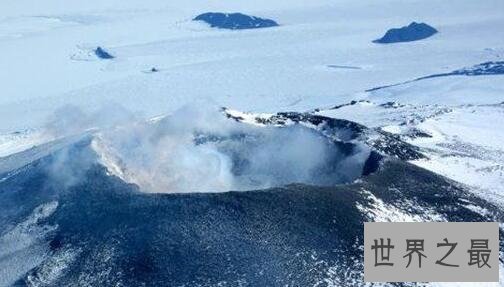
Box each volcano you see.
[0,111,501,286]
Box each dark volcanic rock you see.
[94,46,114,59]
[193,12,279,30]
[373,22,438,44]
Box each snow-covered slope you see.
[317,101,504,208]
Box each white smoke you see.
[43,103,138,137]
[90,104,370,193]
[44,103,370,193]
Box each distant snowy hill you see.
[373,22,438,43]
[193,12,279,29]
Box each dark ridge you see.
[378,101,406,109]
[193,12,278,30]
[366,61,504,92]
[94,46,114,59]
[223,109,425,161]
[400,128,433,139]
[253,112,425,161]
[373,22,437,44]
[362,151,383,176]
[418,61,504,79]
[330,100,370,110]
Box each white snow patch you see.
[357,189,444,222]
[0,130,54,158]
[381,125,401,134]
[0,201,59,286]
[91,134,130,182]
[410,105,504,207]
[26,247,82,287]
